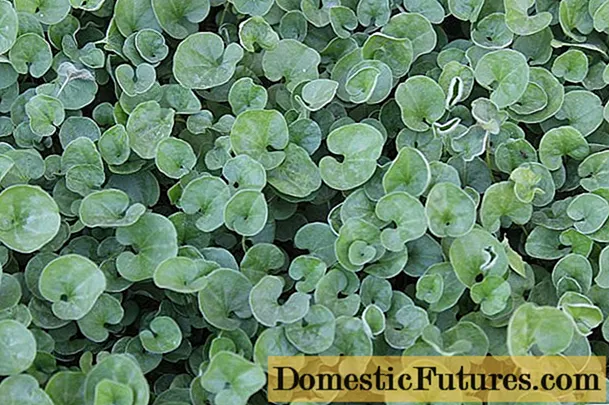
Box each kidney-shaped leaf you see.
[174,33,244,90]
[578,150,609,191]
[224,190,268,236]
[152,0,210,39]
[84,354,149,405]
[449,228,509,286]
[474,49,529,108]
[155,137,196,179]
[39,254,106,320]
[504,0,552,36]
[197,268,253,330]
[335,218,383,272]
[0,320,36,376]
[288,255,327,293]
[262,39,320,91]
[383,146,430,196]
[9,34,52,78]
[285,304,336,353]
[384,304,429,349]
[113,0,161,37]
[375,191,427,251]
[77,293,124,343]
[154,256,219,293]
[179,175,231,232]
[201,351,266,405]
[268,143,321,198]
[250,275,310,327]
[126,101,175,160]
[0,1,17,55]
[79,189,146,228]
[567,193,609,234]
[395,75,446,132]
[230,109,289,170]
[25,94,65,137]
[470,275,511,316]
[508,303,574,356]
[139,316,182,354]
[115,213,178,282]
[320,123,383,190]
[0,374,53,405]
[425,182,476,238]
[0,185,60,253]
[480,181,533,233]
[539,126,589,171]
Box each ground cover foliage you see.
[1,0,609,403]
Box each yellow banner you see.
[267,356,606,403]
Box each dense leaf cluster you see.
[1,0,609,403]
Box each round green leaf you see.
[449,228,509,287]
[114,0,161,37]
[362,33,413,78]
[504,0,552,35]
[0,1,18,55]
[153,256,218,293]
[381,12,437,59]
[79,189,146,228]
[0,320,36,375]
[25,94,64,137]
[238,16,279,52]
[288,255,327,293]
[395,75,446,132]
[126,100,175,159]
[267,143,321,197]
[262,39,320,91]
[552,253,592,294]
[510,162,555,207]
[84,354,149,405]
[285,304,335,353]
[567,193,609,234]
[383,146,430,196]
[39,254,106,320]
[300,79,338,111]
[508,303,574,355]
[480,181,533,233]
[474,49,529,108]
[115,64,156,97]
[551,49,588,83]
[425,182,476,238]
[0,185,60,253]
[197,268,252,330]
[224,190,268,236]
[115,212,178,281]
[470,275,511,316]
[320,123,383,190]
[179,175,231,232]
[228,77,268,115]
[375,191,427,251]
[14,0,71,25]
[152,0,209,39]
[173,33,244,90]
[335,218,383,272]
[155,137,196,179]
[0,374,53,405]
[230,109,289,170]
[539,126,589,171]
[139,316,182,354]
[201,351,266,405]
[76,294,124,343]
[250,275,310,327]
[45,371,86,405]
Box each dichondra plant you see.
[1,0,609,404]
